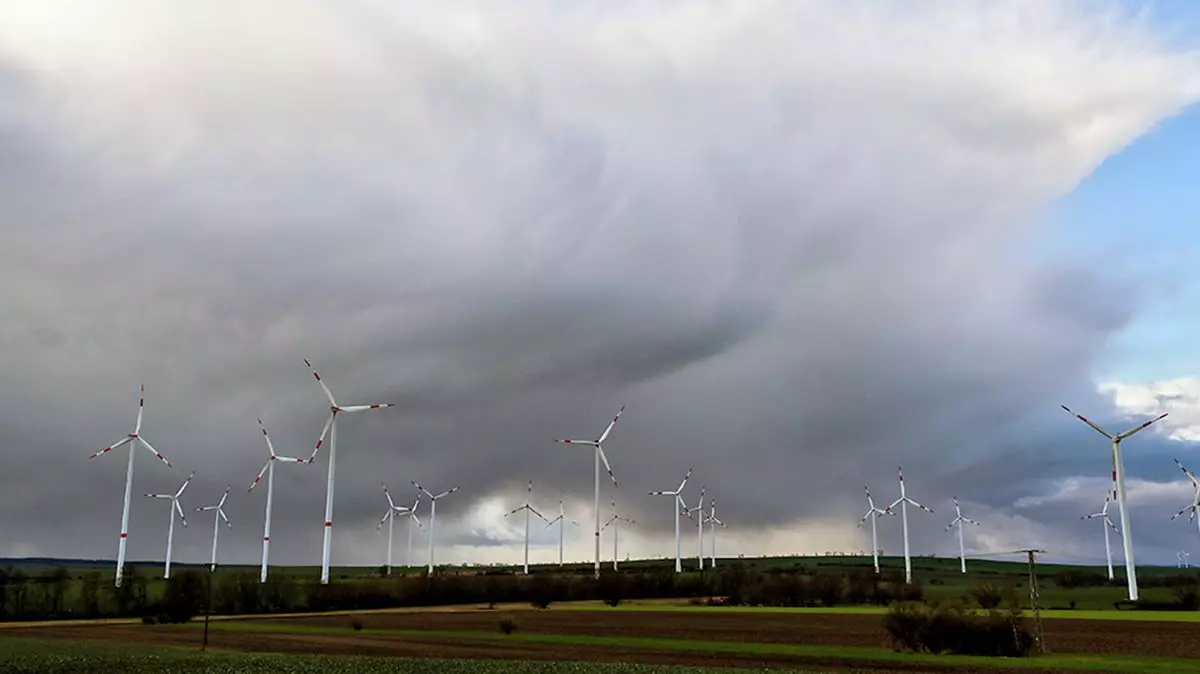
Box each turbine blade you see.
[598,446,618,487]
[597,405,625,444]
[864,487,875,509]
[436,486,460,499]
[676,466,693,494]
[308,411,335,464]
[377,510,391,529]
[257,418,277,457]
[1116,412,1168,440]
[175,470,196,498]
[409,513,422,528]
[303,358,337,406]
[906,497,934,514]
[382,483,396,509]
[249,461,271,492]
[1173,458,1200,488]
[137,437,173,468]
[274,455,307,463]
[1061,405,1114,439]
[529,507,548,521]
[505,506,524,517]
[553,439,595,446]
[175,499,188,527]
[411,481,434,500]
[89,435,133,460]
[219,509,231,527]
[217,486,230,508]
[145,493,172,499]
[134,384,146,434]
[340,403,394,412]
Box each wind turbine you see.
[649,467,692,573]
[88,384,174,587]
[1082,490,1121,580]
[1179,551,1191,569]
[196,486,232,572]
[544,498,579,566]
[377,483,415,575]
[857,487,891,574]
[601,497,635,571]
[705,498,726,568]
[1062,405,1167,601]
[412,481,459,573]
[944,497,979,574]
[144,470,194,579]
[683,485,707,570]
[303,358,395,585]
[553,406,624,579]
[1169,458,1200,542]
[249,418,306,583]
[504,481,548,574]
[885,466,934,584]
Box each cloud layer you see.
[1,1,1198,569]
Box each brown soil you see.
[5,608,1197,671]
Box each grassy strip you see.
[177,620,1199,673]
[561,602,1200,622]
[0,636,759,674]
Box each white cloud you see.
[1014,475,1191,510]
[1101,377,1200,442]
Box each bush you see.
[530,598,551,609]
[498,618,518,634]
[350,618,364,631]
[140,615,155,625]
[1171,584,1200,610]
[969,582,1002,609]
[883,601,1034,657]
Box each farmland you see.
[4,600,1200,672]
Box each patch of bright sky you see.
[1035,98,1200,385]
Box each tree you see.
[80,572,102,616]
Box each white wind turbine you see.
[196,486,232,572]
[412,481,459,573]
[504,481,548,574]
[400,496,422,568]
[377,483,416,575]
[649,467,692,573]
[144,470,195,580]
[683,485,707,570]
[88,384,174,587]
[553,406,624,579]
[249,418,306,584]
[944,497,980,574]
[601,497,635,571]
[705,498,726,568]
[303,358,395,585]
[885,466,934,584]
[1081,490,1121,580]
[857,487,892,574]
[1169,457,1200,542]
[1179,551,1191,569]
[544,498,580,566]
[1062,405,1167,601]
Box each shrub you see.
[140,615,155,625]
[969,582,1003,609]
[604,596,623,607]
[350,618,364,631]
[883,601,1034,657]
[1171,584,1200,610]
[530,598,551,609]
[1068,599,1076,610]
[498,618,518,634]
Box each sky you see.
[2,1,1200,573]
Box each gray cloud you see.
[1,1,1199,570]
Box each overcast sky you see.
[2,1,1200,572]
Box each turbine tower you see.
[649,467,692,573]
[553,406,624,579]
[144,470,194,579]
[1062,405,1167,601]
[377,483,415,575]
[601,497,635,571]
[944,497,980,574]
[304,358,395,585]
[249,418,306,583]
[88,384,174,587]
[857,487,891,574]
[412,481,459,573]
[683,485,707,570]
[885,466,934,584]
[196,486,232,572]
[504,481,548,574]
[705,498,726,568]
[1169,458,1200,542]
[400,496,422,568]
[544,498,580,566]
[1082,490,1121,580]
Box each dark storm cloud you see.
[1,1,1198,568]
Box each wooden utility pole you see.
[1017,548,1047,654]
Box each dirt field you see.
[3,607,1198,671]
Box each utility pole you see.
[1017,548,1047,654]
